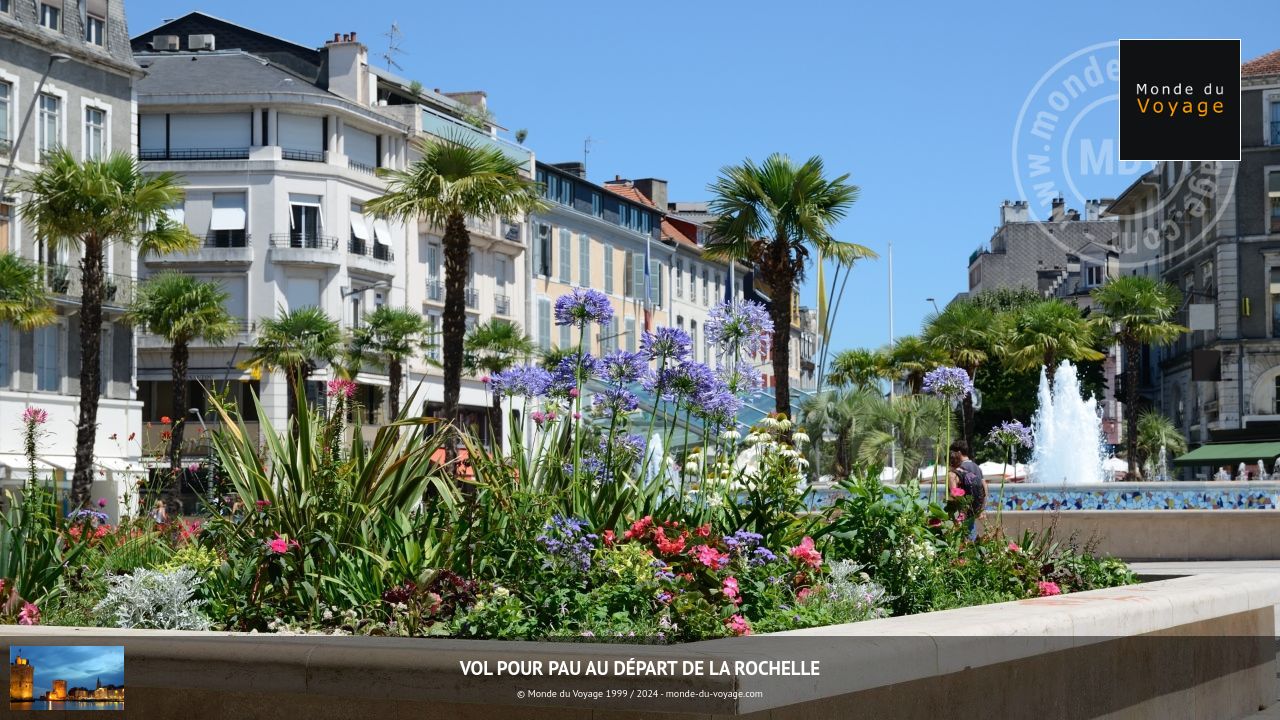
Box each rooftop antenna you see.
[381,22,405,72]
[583,135,599,167]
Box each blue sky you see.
[126,1,1277,353]
[9,646,125,693]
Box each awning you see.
[164,207,185,225]
[210,195,247,231]
[373,219,393,245]
[40,456,77,472]
[0,454,54,472]
[1174,441,1280,466]
[349,211,370,241]
[95,457,144,474]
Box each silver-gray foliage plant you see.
[93,566,211,631]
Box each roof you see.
[1243,49,1280,78]
[135,50,333,98]
[602,181,657,208]
[1174,441,1280,466]
[661,219,697,248]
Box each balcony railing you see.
[426,279,443,302]
[269,233,338,250]
[204,231,249,248]
[494,293,510,316]
[465,287,479,309]
[282,148,324,162]
[139,147,251,161]
[1272,121,1280,146]
[43,264,133,307]
[348,237,394,261]
[348,158,375,175]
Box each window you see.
[38,94,60,155]
[701,268,708,305]
[715,272,721,303]
[38,1,60,30]
[0,202,9,254]
[675,259,683,298]
[537,297,551,351]
[211,193,247,247]
[533,224,552,277]
[1269,171,1280,234]
[84,106,106,159]
[591,191,602,218]
[1201,260,1214,291]
[1084,264,1104,287]
[425,313,440,361]
[85,9,106,46]
[603,244,613,294]
[0,81,10,149]
[289,196,323,246]
[0,323,9,388]
[559,320,570,349]
[558,229,571,282]
[579,234,590,286]
[544,173,573,206]
[350,295,362,330]
[1274,376,1280,415]
[1271,268,1280,338]
[0,0,9,13]
[648,260,663,307]
[1271,100,1280,145]
[690,320,698,363]
[34,324,59,391]
[625,317,636,352]
[626,251,645,299]
[495,256,508,292]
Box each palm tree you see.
[1092,276,1187,479]
[887,334,946,394]
[856,393,953,482]
[0,252,53,329]
[1135,409,1187,475]
[245,307,343,422]
[365,134,545,432]
[706,153,874,416]
[17,150,196,509]
[825,348,890,391]
[127,273,236,504]
[351,306,431,419]
[923,300,995,443]
[464,318,536,447]
[800,387,879,480]
[1002,300,1103,386]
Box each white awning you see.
[0,454,53,471]
[95,457,144,474]
[350,211,370,240]
[210,194,247,231]
[40,456,77,472]
[373,219,393,245]
[353,371,390,388]
[164,207,185,225]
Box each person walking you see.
[947,440,987,541]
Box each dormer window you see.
[85,0,107,45]
[38,1,61,31]
[1083,264,1104,287]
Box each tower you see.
[10,654,34,701]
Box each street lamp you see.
[926,297,940,314]
[0,52,72,201]
[341,280,391,299]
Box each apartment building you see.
[0,0,144,505]
[130,13,529,452]
[1108,49,1280,460]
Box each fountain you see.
[1154,446,1170,482]
[1259,459,1270,483]
[1029,361,1107,485]
[1238,462,1248,482]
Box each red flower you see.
[624,516,653,541]
[127,432,136,441]
[722,577,741,605]
[788,537,823,570]
[1008,542,1021,552]
[1037,581,1061,597]
[267,532,300,555]
[724,614,751,636]
[653,527,686,555]
[693,544,728,568]
[950,486,966,497]
[694,524,711,538]
[602,530,616,547]
[161,416,171,425]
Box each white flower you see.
[792,431,810,446]
[721,429,742,442]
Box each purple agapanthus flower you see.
[489,365,553,399]
[611,433,646,463]
[592,386,639,415]
[705,300,773,358]
[599,350,648,385]
[922,366,974,401]
[989,420,1033,449]
[716,363,763,398]
[551,354,601,396]
[693,385,742,430]
[640,327,692,365]
[554,288,614,328]
[646,360,717,403]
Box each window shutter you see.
[559,229,571,282]
[559,323,570,350]
[538,298,550,350]
[650,260,663,307]
[623,252,633,297]
[604,245,613,294]
[633,252,645,300]
[579,234,590,286]
[582,324,591,353]
[625,317,636,352]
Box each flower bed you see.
[1,294,1134,640]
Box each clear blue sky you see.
[126,1,1276,354]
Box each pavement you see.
[1128,562,1280,718]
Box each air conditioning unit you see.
[188,34,216,51]
[152,35,180,51]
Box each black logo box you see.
[1119,39,1240,162]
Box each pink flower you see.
[722,577,741,605]
[955,512,966,523]
[21,407,48,425]
[1037,581,1061,597]
[569,388,580,398]
[789,537,823,570]
[1008,542,1021,552]
[187,463,200,474]
[267,532,299,555]
[97,498,107,508]
[724,614,751,636]
[797,587,814,603]
[480,375,491,384]
[693,544,729,568]
[531,410,547,425]
[255,499,271,509]
[950,486,966,497]
[573,412,581,420]
[326,378,357,399]
[17,601,40,626]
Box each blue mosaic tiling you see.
[803,482,1280,511]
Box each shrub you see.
[94,567,211,630]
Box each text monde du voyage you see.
[1134,82,1229,118]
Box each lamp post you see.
[926,297,940,315]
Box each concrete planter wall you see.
[3,574,1278,719]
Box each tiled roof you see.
[602,182,657,208]
[661,219,698,248]
[1243,49,1280,78]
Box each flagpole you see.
[888,242,897,473]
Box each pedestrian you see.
[947,440,987,541]
[150,499,168,525]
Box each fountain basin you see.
[804,482,1280,511]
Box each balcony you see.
[139,147,251,161]
[139,319,252,349]
[1273,121,1280,146]
[495,293,510,316]
[281,148,324,163]
[147,232,253,266]
[43,264,133,310]
[426,279,443,303]
[465,287,479,310]
[348,158,376,175]
[347,236,396,277]
[268,233,340,267]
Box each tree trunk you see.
[167,341,189,515]
[490,392,503,451]
[766,265,793,419]
[70,242,104,510]
[1044,350,1058,388]
[284,367,298,423]
[441,212,471,459]
[1124,338,1141,479]
[960,365,976,445]
[388,357,402,419]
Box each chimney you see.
[324,32,368,105]
[551,161,587,179]
[1051,197,1066,222]
[632,178,668,210]
[999,200,1029,225]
